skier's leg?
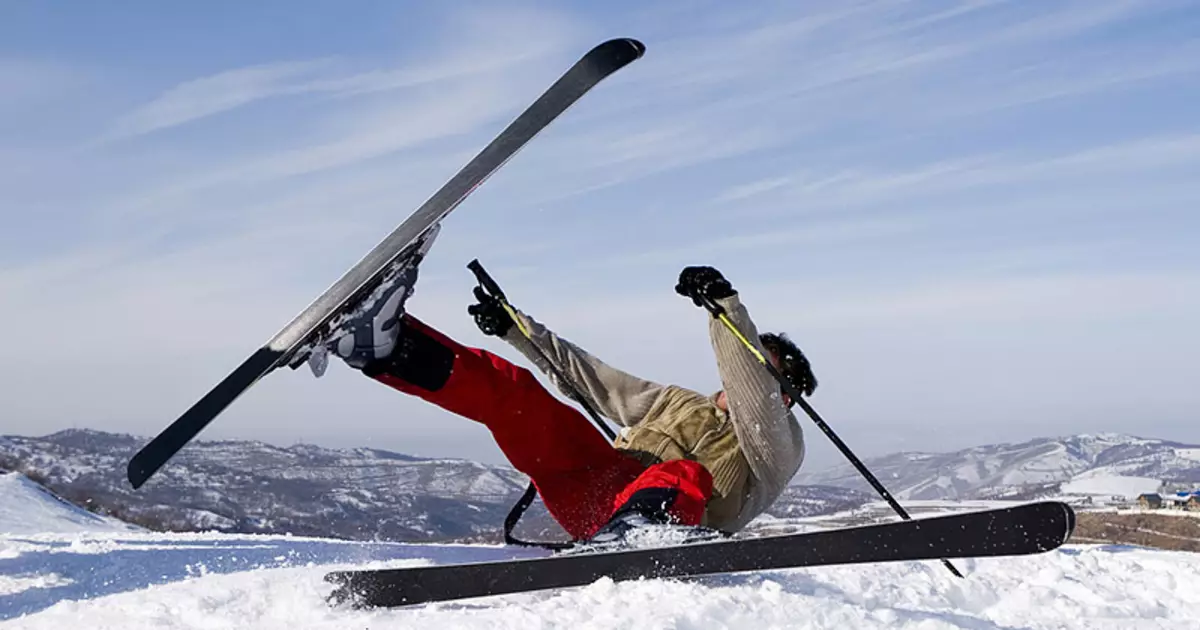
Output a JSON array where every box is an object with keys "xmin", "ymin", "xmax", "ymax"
[
  {"xmin": 317, "ymin": 239, "xmax": 642, "ymax": 538},
  {"xmin": 364, "ymin": 315, "xmax": 646, "ymax": 539}
]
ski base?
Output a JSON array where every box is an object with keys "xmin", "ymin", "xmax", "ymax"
[{"xmin": 325, "ymin": 501, "xmax": 1076, "ymax": 609}]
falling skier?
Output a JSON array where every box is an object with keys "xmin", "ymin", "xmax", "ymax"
[{"xmin": 330, "ymin": 261, "xmax": 817, "ymax": 543}]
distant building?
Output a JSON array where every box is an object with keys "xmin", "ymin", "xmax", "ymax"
[
  {"xmin": 1188, "ymin": 496, "xmax": 1200, "ymax": 512},
  {"xmin": 1138, "ymin": 493, "xmax": 1164, "ymax": 509}
]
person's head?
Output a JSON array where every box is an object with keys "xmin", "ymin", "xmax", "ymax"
[
  {"xmin": 759, "ymin": 332, "xmax": 817, "ymax": 407},
  {"xmin": 715, "ymin": 332, "xmax": 817, "ymax": 411}
]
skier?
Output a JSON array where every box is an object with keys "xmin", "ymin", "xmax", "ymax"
[{"xmin": 331, "ymin": 262, "xmax": 817, "ymax": 542}]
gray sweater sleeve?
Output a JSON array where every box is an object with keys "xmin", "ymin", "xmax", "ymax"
[
  {"xmin": 707, "ymin": 294, "xmax": 805, "ymax": 495},
  {"xmin": 499, "ymin": 308, "xmax": 666, "ymax": 428}
]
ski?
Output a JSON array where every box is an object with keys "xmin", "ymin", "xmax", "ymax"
[
  {"xmin": 325, "ymin": 500, "xmax": 1076, "ymax": 608},
  {"xmin": 126, "ymin": 38, "xmax": 647, "ymax": 489}
]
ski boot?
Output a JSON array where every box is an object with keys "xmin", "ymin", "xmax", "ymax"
[
  {"xmin": 306, "ymin": 225, "xmax": 440, "ymax": 377},
  {"xmin": 571, "ymin": 488, "xmax": 728, "ymax": 553}
]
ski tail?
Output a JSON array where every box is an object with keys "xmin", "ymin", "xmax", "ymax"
[
  {"xmin": 126, "ymin": 38, "xmax": 646, "ymax": 489},
  {"xmin": 127, "ymin": 349, "xmax": 280, "ymax": 488}
]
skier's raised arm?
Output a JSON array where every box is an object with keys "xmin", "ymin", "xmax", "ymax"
[
  {"xmin": 468, "ymin": 287, "xmax": 666, "ymax": 428},
  {"xmin": 674, "ymin": 266, "xmax": 815, "ymax": 497}
]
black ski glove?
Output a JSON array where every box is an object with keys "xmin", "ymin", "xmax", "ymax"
[
  {"xmin": 467, "ymin": 286, "xmax": 514, "ymax": 337},
  {"xmin": 675, "ymin": 266, "xmax": 737, "ymax": 307}
]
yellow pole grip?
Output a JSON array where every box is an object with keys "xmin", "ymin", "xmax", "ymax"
[
  {"xmin": 715, "ymin": 312, "xmax": 768, "ymax": 365},
  {"xmin": 500, "ymin": 302, "xmax": 533, "ymax": 340}
]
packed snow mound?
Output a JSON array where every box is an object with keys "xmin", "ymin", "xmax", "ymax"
[
  {"xmin": 1060, "ymin": 470, "xmax": 1162, "ymax": 499},
  {"xmin": 0, "ymin": 472, "xmax": 141, "ymax": 535},
  {"xmin": 2, "ymin": 527, "xmax": 1200, "ymax": 629}
]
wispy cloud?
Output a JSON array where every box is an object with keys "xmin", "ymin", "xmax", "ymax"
[
  {"xmin": 711, "ymin": 132, "xmax": 1200, "ymax": 219},
  {"xmin": 105, "ymin": 60, "xmax": 334, "ymax": 140},
  {"xmin": 101, "ymin": 6, "xmax": 581, "ymax": 143},
  {"xmin": 482, "ymin": 0, "xmax": 1199, "ymax": 217}
]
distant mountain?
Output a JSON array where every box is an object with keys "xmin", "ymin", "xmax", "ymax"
[
  {"xmin": 796, "ymin": 433, "xmax": 1200, "ymax": 501},
  {"xmin": 13, "ymin": 429, "xmax": 1190, "ymax": 543},
  {"xmin": 0, "ymin": 429, "xmax": 866, "ymax": 542},
  {"xmin": 0, "ymin": 429, "xmax": 539, "ymax": 542}
]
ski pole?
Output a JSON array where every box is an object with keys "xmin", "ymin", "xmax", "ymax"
[
  {"xmin": 694, "ymin": 294, "xmax": 964, "ymax": 579},
  {"xmin": 467, "ymin": 260, "xmax": 617, "ymax": 441},
  {"xmin": 468, "ymin": 259, "xmax": 618, "ymax": 548}
]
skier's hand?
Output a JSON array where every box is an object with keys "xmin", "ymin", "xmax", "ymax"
[
  {"xmin": 468, "ymin": 286, "xmax": 514, "ymax": 337},
  {"xmin": 675, "ymin": 266, "xmax": 737, "ymax": 307}
]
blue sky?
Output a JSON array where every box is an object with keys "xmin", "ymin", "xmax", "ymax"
[{"xmin": 2, "ymin": 1, "xmax": 1199, "ymax": 470}]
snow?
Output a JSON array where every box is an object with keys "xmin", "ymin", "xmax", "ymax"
[
  {"xmin": 1060, "ymin": 471, "xmax": 1162, "ymax": 499},
  {"xmin": 798, "ymin": 433, "xmax": 1200, "ymax": 503},
  {"xmin": 0, "ymin": 473, "xmax": 141, "ymax": 535},
  {"xmin": 1174, "ymin": 448, "xmax": 1200, "ymax": 462},
  {"xmin": 4, "ymin": 531, "xmax": 1200, "ymax": 629},
  {"xmin": 5, "ymin": 473, "xmax": 1200, "ymax": 629}
]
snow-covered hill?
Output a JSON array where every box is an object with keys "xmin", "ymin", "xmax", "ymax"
[
  {"xmin": 797, "ymin": 433, "xmax": 1200, "ymax": 501},
  {"xmin": 0, "ymin": 472, "xmax": 140, "ymax": 535},
  {"xmin": 0, "ymin": 429, "xmax": 537, "ymax": 542}
]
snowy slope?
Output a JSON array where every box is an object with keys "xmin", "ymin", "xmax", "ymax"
[
  {"xmin": 0, "ymin": 472, "xmax": 141, "ymax": 535},
  {"xmin": 3, "ymin": 474, "xmax": 1200, "ymax": 629},
  {"xmin": 1059, "ymin": 470, "xmax": 1162, "ymax": 499},
  {"xmin": 4, "ymin": 529, "xmax": 1200, "ymax": 629}
]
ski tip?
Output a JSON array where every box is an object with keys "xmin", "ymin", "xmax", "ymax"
[
  {"xmin": 592, "ymin": 38, "xmax": 646, "ymax": 63},
  {"xmin": 1062, "ymin": 502, "xmax": 1077, "ymax": 538},
  {"xmin": 1029, "ymin": 501, "xmax": 1077, "ymax": 548},
  {"xmin": 325, "ymin": 571, "xmax": 386, "ymax": 610},
  {"xmin": 623, "ymin": 38, "xmax": 647, "ymax": 58}
]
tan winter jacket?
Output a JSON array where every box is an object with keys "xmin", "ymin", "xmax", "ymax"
[{"xmin": 500, "ymin": 294, "xmax": 805, "ymax": 533}]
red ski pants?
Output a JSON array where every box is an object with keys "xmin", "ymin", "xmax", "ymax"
[{"xmin": 370, "ymin": 316, "xmax": 713, "ymax": 540}]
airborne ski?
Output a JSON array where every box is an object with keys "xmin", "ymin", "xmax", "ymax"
[
  {"xmin": 326, "ymin": 500, "xmax": 1076, "ymax": 608},
  {"xmin": 126, "ymin": 38, "xmax": 647, "ymax": 489}
]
